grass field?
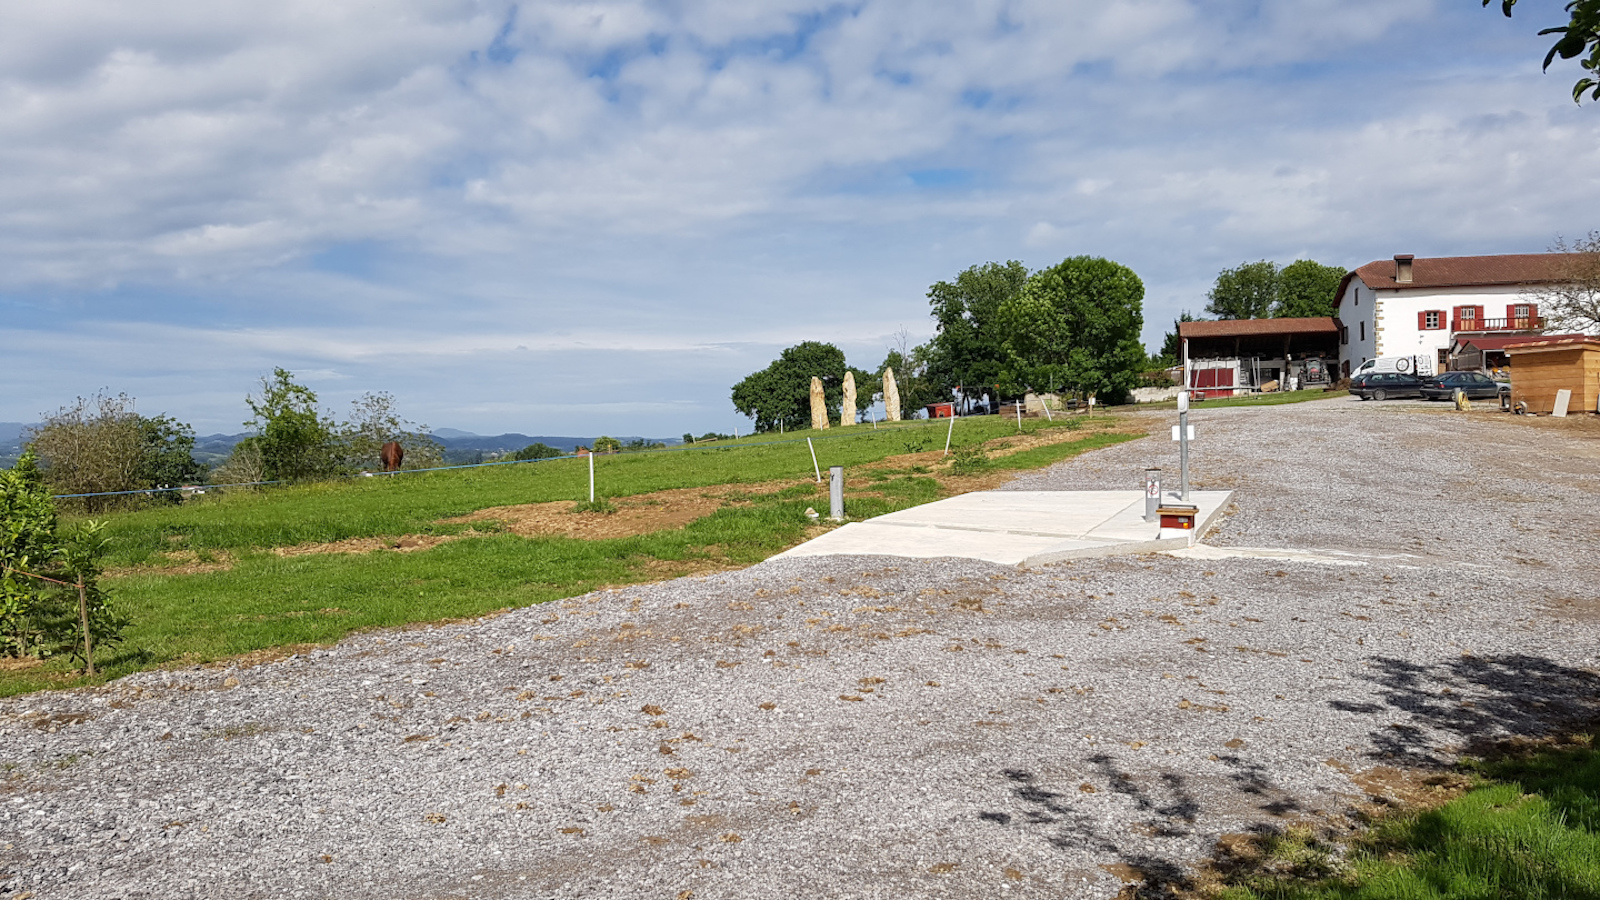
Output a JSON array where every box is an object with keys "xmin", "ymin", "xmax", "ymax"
[
  {"xmin": 1214, "ymin": 735, "xmax": 1600, "ymax": 899},
  {"xmin": 2, "ymin": 414, "xmax": 1140, "ymax": 696}
]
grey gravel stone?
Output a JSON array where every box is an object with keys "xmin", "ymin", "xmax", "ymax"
[{"xmin": 1, "ymin": 397, "xmax": 1596, "ymax": 899}]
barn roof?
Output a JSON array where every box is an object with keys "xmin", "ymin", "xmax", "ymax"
[{"xmin": 1178, "ymin": 317, "xmax": 1339, "ymax": 339}]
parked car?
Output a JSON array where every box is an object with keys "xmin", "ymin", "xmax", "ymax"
[
  {"xmin": 1352, "ymin": 371, "xmax": 1424, "ymax": 401},
  {"xmin": 1419, "ymin": 371, "xmax": 1510, "ymax": 402}
]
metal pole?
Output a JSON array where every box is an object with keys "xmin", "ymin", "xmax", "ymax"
[
  {"xmin": 1144, "ymin": 468, "xmax": 1161, "ymax": 523},
  {"xmin": 588, "ymin": 451, "xmax": 595, "ymax": 503},
  {"xmin": 1015, "ymin": 399, "xmax": 1023, "ymax": 431},
  {"xmin": 77, "ymin": 580, "xmax": 95, "ymax": 677},
  {"xmin": 1178, "ymin": 391, "xmax": 1191, "ymax": 501},
  {"xmin": 944, "ymin": 413, "xmax": 955, "ymax": 456},
  {"xmin": 807, "ymin": 437, "xmax": 821, "ymax": 483},
  {"xmin": 829, "ymin": 466, "xmax": 844, "ymax": 520}
]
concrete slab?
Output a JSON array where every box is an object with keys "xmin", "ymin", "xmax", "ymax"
[{"xmin": 775, "ymin": 490, "xmax": 1233, "ymax": 567}]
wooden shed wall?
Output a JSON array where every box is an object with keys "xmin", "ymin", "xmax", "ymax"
[{"xmin": 1509, "ymin": 346, "xmax": 1600, "ymax": 413}]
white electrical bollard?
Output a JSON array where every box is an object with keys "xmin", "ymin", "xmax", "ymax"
[
  {"xmin": 1144, "ymin": 467, "xmax": 1161, "ymax": 522},
  {"xmin": 1178, "ymin": 390, "xmax": 1191, "ymax": 501},
  {"xmin": 829, "ymin": 466, "xmax": 844, "ymax": 521}
]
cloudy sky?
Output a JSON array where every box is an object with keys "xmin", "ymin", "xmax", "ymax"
[{"xmin": 2, "ymin": 0, "xmax": 1596, "ymax": 437}]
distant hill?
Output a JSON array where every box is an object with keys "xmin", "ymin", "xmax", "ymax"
[{"xmin": 0, "ymin": 422, "xmax": 35, "ymax": 468}]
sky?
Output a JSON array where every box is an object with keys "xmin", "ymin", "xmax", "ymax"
[{"xmin": 3, "ymin": 0, "xmax": 1598, "ymax": 438}]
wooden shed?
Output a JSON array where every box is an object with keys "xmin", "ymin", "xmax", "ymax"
[{"xmin": 1505, "ymin": 335, "xmax": 1600, "ymax": 414}]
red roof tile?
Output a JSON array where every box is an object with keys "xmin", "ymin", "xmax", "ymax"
[
  {"xmin": 1335, "ymin": 253, "xmax": 1572, "ymax": 308},
  {"xmin": 1178, "ymin": 317, "xmax": 1338, "ymax": 339}
]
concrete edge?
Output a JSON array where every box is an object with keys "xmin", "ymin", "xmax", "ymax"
[{"xmin": 1018, "ymin": 536, "xmax": 1192, "ymax": 568}]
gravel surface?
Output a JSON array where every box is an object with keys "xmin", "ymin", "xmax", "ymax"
[{"xmin": 4, "ymin": 397, "xmax": 1598, "ymax": 899}]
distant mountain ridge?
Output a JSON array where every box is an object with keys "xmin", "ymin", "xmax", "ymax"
[{"xmin": 2, "ymin": 425, "xmax": 680, "ymax": 470}]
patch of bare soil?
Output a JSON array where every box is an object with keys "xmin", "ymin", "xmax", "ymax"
[
  {"xmin": 105, "ymin": 550, "xmax": 235, "ymax": 579},
  {"xmin": 272, "ymin": 534, "xmax": 461, "ymax": 558},
  {"xmin": 441, "ymin": 482, "xmax": 804, "ymax": 541}
]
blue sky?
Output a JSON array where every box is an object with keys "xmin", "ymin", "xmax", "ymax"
[{"xmin": 2, "ymin": 0, "xmax": 1597, "ymax": 437}]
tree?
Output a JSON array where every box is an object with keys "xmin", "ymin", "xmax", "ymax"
[
  {"xmin": 244, "ymin": 369, "xmax": 337, "ymax": 481},
  {"xmin": 592, "ymin": 436, "xmax": 622, "ymax": 454},
  {"xmin": 514, "ymin": 442, "xmax": 563, "ymax": 461},
  {"xmin": 27, "ymin": 392, "xmax": 203, "ymax": 511},
  {"xmin": 1158, "ymin": 312, "xmax": 1197, "ymax": 364},
  {"xmin": 730, "ymin": 341, "xmax": 848, "ymax": 431},
  {"xmin": 1206, "ymin": 261, "xmax": 1279, "ymax": 319},
  {"xmin": 923, "ymin": 261, "xmax": 1030, "ymax": 405},
  {"xmin": 1488, "ymin": 0, "xmax": 1600, "ymax": 102},
  {"xmin": 1532, "ymin": 231, "xmax": 1600, "ymax": 333},
  {"xmin": 1204, "ymin": 259, "xmax": 1346, "ymax": 320},
  {"xmin": 1274, "ymin": 260, "xmax": 1347, "ymax": 318},
  {"xmin": 25, "ymin": 392, "xmax": 144, "ymax": 511},
  {"xmin": 336, "ymin": 391, "xmax": 443, "ymax": 472},
  {"xmin": 136, "ymin": 415, "xmax": 206, "ymax": 501},
  {"xmin": 999, "ymin": 256, "xmax": 1147, "ymax": 404}
]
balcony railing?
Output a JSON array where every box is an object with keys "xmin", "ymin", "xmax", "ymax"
[{"xmin": 1451, "ymin": 316, "xmax": 1545, "ymax": 333}]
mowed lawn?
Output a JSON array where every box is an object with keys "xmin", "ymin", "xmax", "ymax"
[{"xmin": 3, "ymin": 415, "xmax": 1140, "ymax": 696}]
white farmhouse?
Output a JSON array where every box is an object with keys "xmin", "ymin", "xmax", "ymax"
[{"xmin": 1334, "ymin": 253, "xmax": 1568, "ymax": 378}]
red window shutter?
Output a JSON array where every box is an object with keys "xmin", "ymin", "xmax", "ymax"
[
  {"xmin": 1417, "ymin": 311, "xmax": 1427, "ymax": 330},
  {"xmin": 1506, "ymin": 303, "xmax": 1516, "ymax": 320},
  {"xmin": 1475, "ymin": 305, "xmax": 1485, "ymax": 322},
  {"xmin": 1528, "ymin": 303, "xmax": 1539, "ymax": 320}
]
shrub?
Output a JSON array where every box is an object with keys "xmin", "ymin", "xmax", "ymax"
[{"xmin": 0, "ymin": 452, "xmax": 124, "ymax": 669}]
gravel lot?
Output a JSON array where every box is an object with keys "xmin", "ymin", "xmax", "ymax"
[{"xmin": 4, "ymin": 397, "xmax": 1598, "ymax": 899}]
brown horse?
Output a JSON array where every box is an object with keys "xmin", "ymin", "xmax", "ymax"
[{"xmin": 380, "ymin": 441, "xmax": 404, "ymax": 473}]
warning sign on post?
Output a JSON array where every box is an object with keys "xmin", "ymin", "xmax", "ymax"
[{"xmin": 1170, "ymin": 425, "xmax": 1195, "ymax": 441}]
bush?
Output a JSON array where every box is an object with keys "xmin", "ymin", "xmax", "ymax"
[
  {"xmin": 950, "ymin": 446, "xmax": 990, "ymax": 476},
  {"xmin": 593, "ymin": 436, "xmax": 623, "ymax": 454},
  {"xmin": 27, "ymin": 393, "xmax": 204, "ymax": 512},
  {"xmin": 0, "ymin": 452, "xmax": 124, "ymax": 669}
]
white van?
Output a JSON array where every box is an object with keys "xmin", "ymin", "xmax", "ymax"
[{"xmin": 1353, "ymin": 355, "xmax": 1434, "ymax": 378}]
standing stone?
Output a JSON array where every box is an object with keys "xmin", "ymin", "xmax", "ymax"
[
  {"xmin": 810, "ymin": 376, "xmax": 829, "ymax": 430},
  {"xmin": 840, "ymin": 372, "xmax": 857, "ymax": 427},
  {"xmin": 882, "ymin": 367, "xmax": 902, "ymax": 421}
]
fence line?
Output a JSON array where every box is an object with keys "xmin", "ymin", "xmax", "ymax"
[{"xmin": 47, "ymin": 417, "xmax": 968, "ymax": 501}]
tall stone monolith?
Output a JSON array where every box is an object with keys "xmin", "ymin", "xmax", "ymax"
[
  {"xmin": 810, "ymin": 376, "xmax": 829, "ymax": 430},
  {"xmin": 882, "ymin": 367, "xmax": 902, "ymax": 421},
  {"xmin": 841, "ymin": 372, "xmax": 857, "ymax": 427}
]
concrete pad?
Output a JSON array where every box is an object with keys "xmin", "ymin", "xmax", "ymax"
[{"xmin": 775, "ymin": 490, "xmax": 1233, "ymax": 567}]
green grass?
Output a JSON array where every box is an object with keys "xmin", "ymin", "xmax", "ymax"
[
  {"xmin": 87, "ymin": 416, "xmax": 1102, "ymax": 568},
  {"xmin": 3, "ymin": 421, "xmax": 1141, "ymax": 696},
  {"xmin": 1216, "ymin": 738, "xmax": 1600, "ymax": 900}
]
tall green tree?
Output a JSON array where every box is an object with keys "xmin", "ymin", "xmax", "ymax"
[
  {"xmin": 1274, "ymin": 260, "xmax": 1347, "ymax": 318},
  {"xmin": 136, "ymin": 415, "xmax": 206, "ymax": 499},
  {"xmin": 731, "ymin": 341, "xmax": 848, "ymax": 431},
  {"xmin": 1159, "ymin": 312, "xmax": 1197, "ymax": 364},
  {"xmin": 999, "ymin": 256, "xmax": 1147, "ymax": 404},
  {"xmin": 1488, "ymin": 0, "xmax": 1600, "ymax": 102},
  {"xmin": 245, "ymin": 368, "xmax": 337, "ymax": 481},
  {"xmin": 923, "ymin": 261, "xmax": 1030, "ymax": 402},
  {"xmin": 1206, "ymin": 261, "xmax": 1279, "ymax": 319}
]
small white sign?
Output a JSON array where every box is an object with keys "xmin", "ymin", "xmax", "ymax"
[
  {"xmin": 1553, "ymin": 389, "xmax": 1572, "ymax": 418},
  {"xmin": 1171, "ymin": 425, "xmax": 1195, "ymax": 441}
]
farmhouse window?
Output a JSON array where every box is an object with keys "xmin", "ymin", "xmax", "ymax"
[
  {"xmin": 1359, "ymin": 321, "xmax": 1365, "ymax": 342},
  {"xmin": 1507, "ymin": 302, "xmax": 1538, "ymax": 326},
  {"xmin": 1417, "ymin": 310, "xmax": 1444, "ymax": 330}
]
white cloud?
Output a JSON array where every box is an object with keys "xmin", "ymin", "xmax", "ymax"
[{"xmin": 1, "ymin": 0, "xmax": 1595, "ymax": 433}]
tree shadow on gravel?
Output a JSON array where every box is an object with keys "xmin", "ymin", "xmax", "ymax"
[
  {"xmin": 974, "ymin": 654, "xmax": 1600, "ymax": 898},
  {"xmin": 979, "ymin": 752, "xmax": 1304, "ymax": 898},
  {"xmin": 1337, "ymin": 653, "xmax": 1600, "ymax": 765}
]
